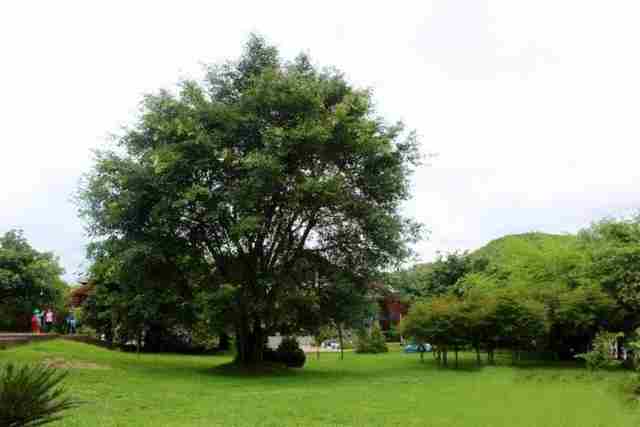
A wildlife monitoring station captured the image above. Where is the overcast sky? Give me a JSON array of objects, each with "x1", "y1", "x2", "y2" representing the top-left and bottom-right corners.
[{"x1": 2, "y1": 1, "x2": 639, "y2": 281}]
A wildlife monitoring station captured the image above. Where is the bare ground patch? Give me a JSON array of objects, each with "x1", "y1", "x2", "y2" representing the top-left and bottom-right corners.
[{"x1": 43, "y1": 357, "x2": 110, "y2": 370}]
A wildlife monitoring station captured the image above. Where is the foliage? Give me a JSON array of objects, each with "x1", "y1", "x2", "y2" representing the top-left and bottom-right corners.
[
  {"x1": 387, "y1": 251, "x2": 477, "y2": 301},
  {"x1": 355, "y1": 324, "x2": 388, "y2": 353},
  {"x1": 575, "y1": 331, "x2": 623, "y2": 371},
  {"x1": 317, "y1": 275, "x2": 378, "y2": 358},
  {"x1": 470, "y1": 233, "x2": 586, "y2": 286},
  {"x1": 401, "y1": 289, "x2": 548, "y2": 366},
  {"x1": 400, "y1": 296, "x2": 459, "y2": 351},
  {"x1": 492, "y1": 291, "x2": 548, "y2": 353},
  {"x1": 628, "y1": 329, "x2": 640, "y2": 395},
  {"x1": 580, "y1": 217, "x2": 640, "y2": 320},
  {"x1": 428, "y1": 251, "x2": 476, "y2": 296},
  {"x1": 0, "y1": 362, "x2": 78, "y2": 427},
  {"x1": 403, "y1": 231, "x2": 627, "y2": 361},
  {"x1": 628, "y1": 328, "x2": 640, "y2": 366},
  {"x1": 275, "y1": 337, "x2": 306, "y2": 368},
  {"x1": 81, "y1": 239, "x2": 213, "y2": 352},
  {"x1": 384, "y1": 263, "x2": 433, "y2": 301},
  {"x1": 0, "y1": 230, "x2": 67, "y2": 331},
  {"x1": 78, "y1": 34, "x2": 420, "y2": 365}
]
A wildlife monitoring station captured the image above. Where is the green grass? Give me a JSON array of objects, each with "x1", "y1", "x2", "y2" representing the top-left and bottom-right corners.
[{"x1": 1, "y1": 340, "x2": 639, "y2": 426}]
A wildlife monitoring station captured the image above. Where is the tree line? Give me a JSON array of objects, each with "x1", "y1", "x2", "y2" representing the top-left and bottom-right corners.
[{"x1": 398, "y1": 218, "x2": 640, "y2": 365}]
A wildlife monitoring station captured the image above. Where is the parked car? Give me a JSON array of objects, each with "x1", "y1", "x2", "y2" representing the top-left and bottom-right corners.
[
  {"x1": 404, "y1": 343, "x2": 432, "y2": 353},
  {"x1": 321, "y1": 340, "x2": 340, "y2": 350}
]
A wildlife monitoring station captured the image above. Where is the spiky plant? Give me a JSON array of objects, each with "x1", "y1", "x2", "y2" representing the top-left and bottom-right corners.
[{"x1": 0, "y1": 363, "x2": 78, "y2": 427}]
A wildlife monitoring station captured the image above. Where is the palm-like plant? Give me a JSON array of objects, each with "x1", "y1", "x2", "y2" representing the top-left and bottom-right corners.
[{"x1": 0, "y1": 363, "x2": 79, "y2": 427}]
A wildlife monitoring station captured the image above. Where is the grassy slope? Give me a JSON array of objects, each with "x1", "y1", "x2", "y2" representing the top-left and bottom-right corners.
[
  {"x1": 470, "y1": 232, "x2": 578, "y2": 264},
  {"x1": 1, "y1": 340, "x2": 638, "y2": 427}
]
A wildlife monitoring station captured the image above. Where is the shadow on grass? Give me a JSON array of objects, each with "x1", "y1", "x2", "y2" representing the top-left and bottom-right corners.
[
  {"x1": 208, "y1": 361, "x2": 294, "y2": 378},
  {"x1": 198, "y1": 363, "x2": 376, "y2": 381},
  {"x1": 195, "y1": 356, "x2": 440, "y2": 382}
]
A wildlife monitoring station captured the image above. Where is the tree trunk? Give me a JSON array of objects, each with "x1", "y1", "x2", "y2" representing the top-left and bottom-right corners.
[
  {"x1": 487, "y1": 347, "x2": 495, "y2": 365},
  {"x1": 475, "y1": 346, "x2": 481, "y2": 366},
  {"x1": 234, "y1": 321, "x2": 265, "y2": 366},
  {"x1": 338, "y1": 323, "x2": 344, "y2": 361},
  {"x1": 420, "y1": 349, "x2": 424, "y2": 363},
  {"x1": 454, "y1": 346, "x2": 459, "y2": 369},
  {"x1": 218, "y1": 333, "x2": 230, "y2": 351},
  {"x1": 443, "y1": 349, "x2": 448, "y2": 367},
  {"x1": 104, "y1": 323, "x2": 114, "y2": 348}
]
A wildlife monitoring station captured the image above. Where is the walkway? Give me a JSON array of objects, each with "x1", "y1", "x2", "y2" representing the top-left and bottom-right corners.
[{"x1": 0, "y1": 333, "x2": 59, "y2": 349}]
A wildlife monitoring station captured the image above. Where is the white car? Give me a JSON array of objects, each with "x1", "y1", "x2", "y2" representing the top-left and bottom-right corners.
[{"x1": 322, "y1": 340, "x2": 340, "y2": 350}]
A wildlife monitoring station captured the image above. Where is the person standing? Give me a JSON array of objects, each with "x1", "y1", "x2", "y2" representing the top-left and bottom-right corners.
[
  {"x1": 31, "y1": 310, "x2": 41, "y2": 334},
  {"x1": 66, "y1": 313, "x2": 77, "y2": 334},
  {"x1": 44, "y1": 308, "x2": 54, "y2": 333}
]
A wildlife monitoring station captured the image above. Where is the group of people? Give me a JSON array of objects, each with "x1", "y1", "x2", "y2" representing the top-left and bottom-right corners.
[{"x1": 30, "y1": 308, "x2": 77, "y2": 335}]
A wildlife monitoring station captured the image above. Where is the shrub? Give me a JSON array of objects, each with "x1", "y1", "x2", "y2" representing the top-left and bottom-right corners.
[
  {"x1": 262, "y1": 347, "x2": 280, "y2": 364},
  {"x1": 355, "y1": 325, "x2": 389, "y2": 354},
  {"x1": 575, "y1": 331, "x2": 623, "y2": 371},
  {"x1": 627, "y1": 329, "x2": 640, "y2": 396},
  {"x1": 276, "y1": 337, "x2": 306, "y2": 368},
  {"x1": 0, "y1": 363, "x2": 78, "y2": 427}
]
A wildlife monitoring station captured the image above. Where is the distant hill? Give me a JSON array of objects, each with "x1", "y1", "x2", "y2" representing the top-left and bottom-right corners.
[
  {"x1": 471, "y1": 232, "x2": 577, "y2": 262},
  {"x1": 394, "y1": 232, "x2": 582, "y2": 297},
  {"x1": 467, "y1": 232, "x2": 583, "y2": 287}
]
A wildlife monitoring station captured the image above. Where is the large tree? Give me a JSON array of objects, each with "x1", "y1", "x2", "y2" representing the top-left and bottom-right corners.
[{"x1": 79, "y1": 36, "x2": 420, "y2": 365}]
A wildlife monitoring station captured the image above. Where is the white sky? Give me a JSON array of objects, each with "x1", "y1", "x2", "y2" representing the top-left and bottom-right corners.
[{"x1": 1, "y1": 1, "x2": 639, "y2": 281}]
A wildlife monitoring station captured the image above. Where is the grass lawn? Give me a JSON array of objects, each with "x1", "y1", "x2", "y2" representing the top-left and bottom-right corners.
[{"x1": 1, "y1": 340, "x2": 639, "y2": 427}]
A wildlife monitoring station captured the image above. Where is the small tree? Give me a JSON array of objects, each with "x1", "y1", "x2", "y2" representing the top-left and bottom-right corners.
[
  {"x1": 490, "y1": 290, "x2": 548, "y2": 364},
  {"x1": 400, "y1": 295, "x2": 466, "y2": 366},
  {"x1": 318, "y1": 275, "x2": 377, "y2": 360},
  {"x1": 400, "y1": 301, "x2": 432, "y2": 363},
  {"x1": 355, "y1": 323, "x2": 388, "y2": 354}
]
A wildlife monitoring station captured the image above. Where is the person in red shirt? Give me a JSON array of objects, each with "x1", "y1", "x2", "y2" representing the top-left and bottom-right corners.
[{"x1": 31, "y1": 311, "x2": 41, "y2": 334}]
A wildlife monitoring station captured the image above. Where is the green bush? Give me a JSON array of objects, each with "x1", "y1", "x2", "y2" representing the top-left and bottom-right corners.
[
  {"x1": 355, "y1": 325, "x2": 389, "y2": 354},
  {"x1": 627, "y1": 329, "x2": 640, "y2": 396},
  {"x1": 0, "y1": 363, "x2": 78, "y2": 427},
  {"x1": 262, "y1": 347, "x2": 279, "y2": 364},
  {"x1": 276, "y1": 337, "x2": 306, "y2": 368},
  {"x1": 576, "y1": 331, "x2": 623, "y2": 371}
]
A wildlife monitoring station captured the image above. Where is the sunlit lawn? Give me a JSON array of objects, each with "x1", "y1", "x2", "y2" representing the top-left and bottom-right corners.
[{"x1": 1, "y1": 340, "x2": 638, "y2": 426}]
